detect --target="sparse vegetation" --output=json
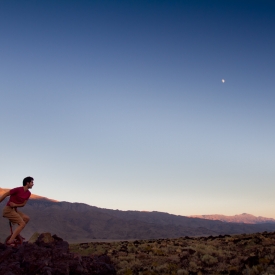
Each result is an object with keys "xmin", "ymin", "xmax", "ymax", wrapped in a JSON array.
[{"xmin": 69, "ymin": 231, "xmax": 275, "ymax": 274}]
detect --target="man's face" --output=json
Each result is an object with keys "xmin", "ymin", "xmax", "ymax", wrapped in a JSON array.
[{"xmin": 27, "ymin": 180, "xmax": 34, "ymax": 189}]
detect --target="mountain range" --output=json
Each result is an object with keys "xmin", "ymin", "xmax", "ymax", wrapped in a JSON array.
[
  {"xmin": 1, "ymin": 187, "xmax": 275, "ymax": 243},
  {"xmin": 190, "ymin": 213, "xmax": 275, "ymax": 224}
]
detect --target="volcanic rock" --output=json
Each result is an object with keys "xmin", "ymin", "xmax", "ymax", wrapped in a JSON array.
[{"xmin": 0, "ymin": 233, "xmax": 116, "ymax": 275}]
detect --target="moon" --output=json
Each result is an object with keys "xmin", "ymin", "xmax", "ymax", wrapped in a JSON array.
[{"xmin": 222, "ymin": 79, "xmax": 225, "ymax": 83}]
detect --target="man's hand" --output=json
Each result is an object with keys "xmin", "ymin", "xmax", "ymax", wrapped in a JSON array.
[
  {"xmin": 9, "ymin": 201, "xmax": 27, "ymax": 208},
  {"xmin": 9, "ymin": 202, "xmax": 16, "ymax": 208}
]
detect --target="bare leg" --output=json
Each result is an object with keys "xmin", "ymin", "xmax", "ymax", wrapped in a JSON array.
[
  {"xmin": 21, "ymin": 214, "xmax": 30, "ymax": 224},
  {"xmin": 19, "ymin": 214, "xmax": 30, "ymax": 240},
  {"xmin": 7, "ymin": 214, "xmax": 30, "ymax": 243},
  {"xmin": 7, "ymin": 221, "xmax": 26, "ymax": 243}
]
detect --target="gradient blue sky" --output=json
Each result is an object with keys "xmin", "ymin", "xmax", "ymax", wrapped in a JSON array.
[{"xmin": 1, "ymin": 0, "xmax": 274, "ymax": 218}]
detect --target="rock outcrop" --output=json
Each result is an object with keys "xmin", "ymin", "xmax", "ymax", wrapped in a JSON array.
[{"xmin": 0, "ymin": 233, "xmax": 116, "ymax": 275}]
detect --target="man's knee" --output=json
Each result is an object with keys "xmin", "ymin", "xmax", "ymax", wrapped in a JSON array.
[
  {"xmin": 23, "ymin": 216, "xmax": 30, "ymax": 223},
  {"xmin": 18, "ymin": 220, "xmax": 26, "ymax": 228}
]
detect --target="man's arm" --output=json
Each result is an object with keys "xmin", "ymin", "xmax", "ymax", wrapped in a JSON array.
[
  {"xmin": 0, "ymin": 191, "xmax": 10, "ymax": 203},
  {"xmin": 9, "ymin": 200, "xmax": 28, "ymax": 208}
]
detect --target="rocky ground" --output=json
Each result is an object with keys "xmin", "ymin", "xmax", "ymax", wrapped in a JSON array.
[
  {"xmin": 69, "ymin": 231, "xmax": 275, "ymax": 275},
  {"xmin": 0, "ymin": 233, "xmax": 116, "ymax": 275}
]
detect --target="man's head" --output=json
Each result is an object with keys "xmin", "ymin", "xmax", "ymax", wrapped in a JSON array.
[{"xmin": 23, "ymin": 176, "xmax": 34, "ymax": 189}]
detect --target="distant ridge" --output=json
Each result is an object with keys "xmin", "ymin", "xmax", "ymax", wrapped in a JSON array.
[
  {"xmin": 190, "ymin": 213, "xmax": 275, "ymax": 224},
  {"xmin": 1, "ymin": 187, "xmax": 275, "ymax": 243}
]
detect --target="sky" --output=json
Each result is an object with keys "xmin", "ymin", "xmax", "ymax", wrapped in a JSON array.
[{"xmin": 0, "ymin": 0, "xmax": 274, "ymax": 218}]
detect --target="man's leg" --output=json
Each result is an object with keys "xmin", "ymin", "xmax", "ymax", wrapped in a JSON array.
[
  {"xmin": 7, "ymin": 220, "xmax": 26, "ymax": 243},
  {"xmin": 17, "ymin": 211, "xmax": 30, "ymax": 240},
  {"xmin": 17, "ymin": 210, "xmax": 30, "ymax": 224},
  {"xmin": 3, "ymin": 206, "xmax": 26, "ymax": 244}
]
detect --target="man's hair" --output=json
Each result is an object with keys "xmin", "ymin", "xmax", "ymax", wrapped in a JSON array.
[{"xmin": 23, "ymin": 176, "xmax": 34, "ymax": 186}]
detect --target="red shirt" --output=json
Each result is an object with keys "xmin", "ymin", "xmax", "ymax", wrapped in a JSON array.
[{"xmin": 7, "ymin": 187, "xmax": 31, "ymax": 207}]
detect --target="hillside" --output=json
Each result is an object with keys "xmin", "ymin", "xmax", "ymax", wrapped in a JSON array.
[{"xmin": 1, "ymin": 187, "xmax": 275, "ymax": 243}]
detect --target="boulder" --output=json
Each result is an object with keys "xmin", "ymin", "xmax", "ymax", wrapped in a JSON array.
[
  {"xmin": 0, "ymin": 233, "xmax": 116, "ymax": 275},
  {"xmin": 28, "ymin": 232, "xmax": 40, "ymax": 243}
]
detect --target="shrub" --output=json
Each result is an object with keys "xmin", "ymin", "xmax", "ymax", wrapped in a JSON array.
[
  {"xmin": 124, "ymin": 269, "xmax": 133, "ymax": 275},
  {"xmin": 177, "ymin": 269, "xmax": 188, "ymax": 275},
  {"xmin": 155, "ymin": 263, "xmax": 168, "ymax": 273},
  {"xmin": 189, "ymin": 261, "xmax": 198, "ymax": 272},
  {"xmin": 153, "ymin": 249, "xmax": 165, "ymax": 256},
  {"xmin": 117, "ymin": 260, "xmax": 129, "ymax": 269},
  {"xmin": 201, "ymin": 254, "xmax": 218, "ymax": 266}
]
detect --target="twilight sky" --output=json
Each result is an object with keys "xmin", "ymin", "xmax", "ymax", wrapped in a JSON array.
[{"xmin": 1, "ymin": 0, "xmax": 274, "ymax": 218}]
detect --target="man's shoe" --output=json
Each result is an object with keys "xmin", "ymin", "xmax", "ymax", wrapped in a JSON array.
[{"xmin": 6, "ymin": 240, "xmax": 17, "ymax": 247}]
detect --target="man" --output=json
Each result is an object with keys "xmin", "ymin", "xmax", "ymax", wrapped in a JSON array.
[{"xmin": 0, "ymin": 176, "xmax": 34, "ymax": 246}]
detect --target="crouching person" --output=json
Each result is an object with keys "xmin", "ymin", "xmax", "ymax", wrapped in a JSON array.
[{"xmin": 0, "ymin": 177, "xmax": 34, "ymax": 246}]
